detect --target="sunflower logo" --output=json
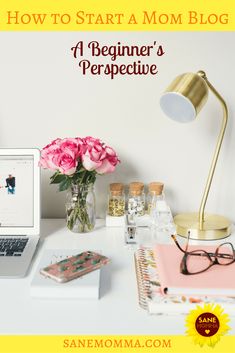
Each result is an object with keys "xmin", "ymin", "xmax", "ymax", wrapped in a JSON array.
[{"xmin": 185, "ymin": 303, "xmax": 230, "ymax": 347}]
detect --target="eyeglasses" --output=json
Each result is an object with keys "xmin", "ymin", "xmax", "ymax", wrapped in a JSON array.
[{"xmin": 171, "ymin": 232, "xmax": 235, "ymax": 275}]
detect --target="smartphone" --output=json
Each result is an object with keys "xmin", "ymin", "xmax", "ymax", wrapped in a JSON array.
[{"xmin": 40, "ymin": 251, "xmax": 110, "ymax": 283}]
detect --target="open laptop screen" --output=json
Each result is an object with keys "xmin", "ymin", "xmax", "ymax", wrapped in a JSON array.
[{"xmin": 0, "ymin": 155, "xmax": 34, "ymax": 227}]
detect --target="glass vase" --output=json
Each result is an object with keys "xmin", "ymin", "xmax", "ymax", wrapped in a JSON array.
[{"xmin": 66, "ymin": 182, "xmax": 96, "ymax": 233}]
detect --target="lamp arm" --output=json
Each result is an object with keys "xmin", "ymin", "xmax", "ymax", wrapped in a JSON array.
[{"xmin": 198, "ymin": 74, "xmax": 228, "ymax": 229}]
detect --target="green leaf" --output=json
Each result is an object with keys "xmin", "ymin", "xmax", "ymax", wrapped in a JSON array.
[
  {"xmin": 50, "ymin": 171, "xmax": 59, "ymax": 183},
  {"xmin": 50, "ymin": 173, "xmax": 66, "ymax": 184},
  {"xmin": 75, "ymin": 168, "xmax": 86, "ymax": 174},
  {"xmin": 72, "ymin": 172, "xmax": 85, "ymax": 184},
  {"xmin": 59, "ymin": 177, "xmax": 71, "ymax": 192}
]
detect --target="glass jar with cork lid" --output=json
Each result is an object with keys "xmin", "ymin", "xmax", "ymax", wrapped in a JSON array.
[
  {"xmin": 108, "ymin": 183, "xmax": 125, "ymax": 217},
  {"xmin": 147, "ymin": 182, "xmax": 164, "ymax": 214},
  {"xmin": 127, "ymin": 182, "xmax": 145, "ymax": 217}
]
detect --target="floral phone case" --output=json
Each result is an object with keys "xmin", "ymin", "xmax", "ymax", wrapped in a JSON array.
[{"xmin": 40, "ymin": 251, "xmax": 110, "ymax": 283}]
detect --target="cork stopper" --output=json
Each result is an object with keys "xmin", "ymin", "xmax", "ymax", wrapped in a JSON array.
[
  {"xmin": 110, "ymin": 183, "xmax": 124, "ymax": 196},
  {"xmin": 148, "ymin": 182, "xmax": 164, "ymax": 195},
  {"xmin": 129, "ymin": 182, "xmax": 144, "ymax": 196}
]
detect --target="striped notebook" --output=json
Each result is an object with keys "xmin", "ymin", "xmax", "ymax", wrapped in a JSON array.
[{"xmin": 134, "ymin": 246, "xmax": 235, "ymax": 315}]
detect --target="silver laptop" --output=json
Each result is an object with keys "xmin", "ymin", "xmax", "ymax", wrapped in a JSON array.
[{"xmin": 0, "ymin": 149, "xmax": 40, "ymax": 277}]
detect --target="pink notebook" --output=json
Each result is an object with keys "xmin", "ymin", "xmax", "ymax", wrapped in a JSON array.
[{"xmin": 154, "ymin": 244, "xmax": 235, "ymax": 296}]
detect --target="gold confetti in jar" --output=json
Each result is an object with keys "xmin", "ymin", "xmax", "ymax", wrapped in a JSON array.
[{"xmin": 108, "ymin": 183, "xmax": 125, "ymax": 217}]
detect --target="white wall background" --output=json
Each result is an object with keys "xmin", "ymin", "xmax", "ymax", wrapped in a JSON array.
[{"xmin": 0, "ymin": 31, "xmax": 234, "ymax": 220}]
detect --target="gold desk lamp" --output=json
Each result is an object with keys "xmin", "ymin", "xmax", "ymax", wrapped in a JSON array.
[{"xmin": 160, "ymin": 70, "xmax": 231, "ymax": 240}]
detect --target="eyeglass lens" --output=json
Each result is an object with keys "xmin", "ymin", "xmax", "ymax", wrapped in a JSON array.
[
  {"xmin": 216, "ymin": 243, "xmax": 234, "ymax": 265},
  {"xmin": 186, "ymin": 250, "xmax": 212, "ymax": 274}
]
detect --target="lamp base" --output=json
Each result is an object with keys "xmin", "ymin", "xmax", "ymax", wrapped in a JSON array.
[{"xmin": 174, "ymin": 212, "xmax": 231, "ymax": 240}]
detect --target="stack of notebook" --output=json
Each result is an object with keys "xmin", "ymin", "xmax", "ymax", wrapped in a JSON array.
[{"xmin": 134, "ymin": 245, "xmax": 235, "ymax": 315}]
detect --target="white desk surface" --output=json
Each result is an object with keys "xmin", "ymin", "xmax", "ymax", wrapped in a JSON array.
[{"xmin": 0, "ymin": 219, "xmax": 234, "ymax": 335}]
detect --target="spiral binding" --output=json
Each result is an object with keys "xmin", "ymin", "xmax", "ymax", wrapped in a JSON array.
[{"xmin": 134, "ymin": 248, "xmax": 152, "ymax": 310}]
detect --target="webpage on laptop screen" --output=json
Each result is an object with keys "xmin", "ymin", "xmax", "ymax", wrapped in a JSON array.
[{"xmin": 0, "ymin": 155, "xmax": 34, "ymax": 228}]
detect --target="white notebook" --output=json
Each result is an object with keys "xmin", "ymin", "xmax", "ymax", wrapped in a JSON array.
[{"xmin": 30, "ymin": 249, "xmax": 101, "ymax": 299}]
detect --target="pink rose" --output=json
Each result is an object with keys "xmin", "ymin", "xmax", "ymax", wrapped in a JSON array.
[
  {"xmin": 82, "ymin": 142, "xmax": 106, "ymax": 171},
  {"xmin": 39, "ymin": 138, "xmax": 78, "ymax": 175},
  {"xmin": 83, "ymin": 136, "xmax": 102, "ymax": 148},
  {"xmin": 39, "ymin": 141, "xmax": 62, "ymax": 170},
  {"xmin": 60, "ymin": 137, "xmax": 83, "ymax": 158},
  {"xmin": 96, "ymin": 146, "xmax": 120, "ymax": 174},
  {"xmin": 52, "ymin": 149, "xmax": 77, "ymax": 175},
  {"xmin": 43, "ymin": 138, "xmax": 62, "ymax": 149}
]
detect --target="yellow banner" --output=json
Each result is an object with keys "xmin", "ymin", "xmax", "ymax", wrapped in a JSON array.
[
  {"xmin": 0, "ymin": 335, "xmax": 235, "ymax": 353},
  {"xmin": 0, "ymin": 0, "xmax": 234, "ymax": 31}
]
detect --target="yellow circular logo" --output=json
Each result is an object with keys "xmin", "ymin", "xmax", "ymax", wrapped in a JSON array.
[{"xmin": 185, "ymin": 304, "xmax": 230, "ymax": 347}]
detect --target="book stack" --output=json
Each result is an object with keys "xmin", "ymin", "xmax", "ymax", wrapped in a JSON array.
[{"xmin": 134, "ymin": 245, "xmax": 235, "ymax": 315}]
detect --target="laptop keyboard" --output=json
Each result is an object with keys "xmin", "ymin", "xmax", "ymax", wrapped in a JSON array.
[{"xmin": 0, "ymin": 238, "xmax": 28, "ymax": 256}]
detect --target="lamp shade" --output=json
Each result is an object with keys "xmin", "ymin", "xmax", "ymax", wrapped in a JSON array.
[{"xmin": 160, "ymin": 72, "xmax": 209, "ymax": 123}]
